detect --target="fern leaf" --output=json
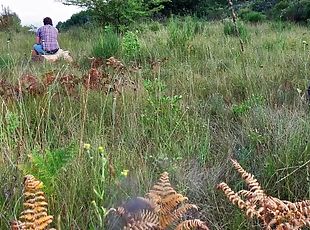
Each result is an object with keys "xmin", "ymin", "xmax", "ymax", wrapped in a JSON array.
[
  {"xmin": 175, "ymin": 219, "xmax": 209, "ymax": 230},
  {"xmin": 230, "ymin": 159, "xmax": 265, "ymax": 196},
  {"xmin": 124, "ymin": 210, "xmax": 160, "ymax": 230},
  {"xmin": 12, "ymin": 175, "xmax": 54, "ymax": 230}
]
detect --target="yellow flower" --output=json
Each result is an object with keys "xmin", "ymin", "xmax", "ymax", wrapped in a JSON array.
[
  {"xmin": 83, "ymin": 143, "xmax": 91, "ymax": 150},
  {"xmin": 98, "ymin": 146, "xmax": 104, "ymax": 153},
  {"xmin": 121, "ymin": 169, "xmax": 129, "ymax": 177}
]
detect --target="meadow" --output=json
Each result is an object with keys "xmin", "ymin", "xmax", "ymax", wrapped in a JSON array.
[{"xmin": 0, "ymin": 17, "xmax": 310, "ymax": 229}]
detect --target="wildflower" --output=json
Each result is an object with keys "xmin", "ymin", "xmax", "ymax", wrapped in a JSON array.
[
  {"xmin": 98, "ymin": 146, "xmax": 104, "ymax": 154},
  {"xmin": 297, "ymin": 88, "xmax": 302, "ymax": 95},
  {"xmin": 303, "ymin": 41, "xmax": 308, "ymax": 45},
  {"xmin": 83, "ymin": 143, "xmax": 91, "ymax": 150},
  {"xmin": 121, "ymin": 169, "xmax": 129, "ymax": 177}
]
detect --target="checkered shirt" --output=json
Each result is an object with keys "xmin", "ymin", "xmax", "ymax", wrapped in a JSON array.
[{"xmin": 36, "ymin": 25, "xmax": 59, "ymax": 51}]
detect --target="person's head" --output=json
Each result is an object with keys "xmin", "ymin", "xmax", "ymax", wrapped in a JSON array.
[{"xmin": 43, "ymin": 17, "xmax": 53, "ymax": 26}]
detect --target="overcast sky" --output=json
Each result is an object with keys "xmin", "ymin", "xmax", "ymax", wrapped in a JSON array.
[{"xmin": 0, "ymin": 0, "xmax": 82, "ymax": 27}]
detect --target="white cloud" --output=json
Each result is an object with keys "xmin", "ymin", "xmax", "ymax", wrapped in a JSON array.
[{"xmin": 0, "ymin": 0, "xmax": 82, "ymax": 27}]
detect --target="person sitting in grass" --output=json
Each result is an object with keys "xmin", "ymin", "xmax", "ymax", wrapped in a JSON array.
[{"xmin": 33, "ymin": 17, "xmax": 59, "ymax": 55}]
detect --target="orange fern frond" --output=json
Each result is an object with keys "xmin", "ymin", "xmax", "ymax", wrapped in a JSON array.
[
  {"xmin": 175, "ymin": 219, "xmax": 209, "ymax": 230},
  {"xmin": 146, "ymin": 172, "xmax": 206, "ymax": 229},
  {"xmin": 231, "ymin": 159, "xmax": 265, "ymax": 196},
  {"xmin": 11, "ymin": 175, "xmax": 54, "ymax": 230},
  {"xmin": 109, "ymin": 172, "xmax": 208, "ymax": 230},
  {"xmin": 124, "ymin": 210, "xmax": 160, "ymax": 230},
  {"xmin": 219, "ymin": 159, "xmax": 310, "ymax": 229}
]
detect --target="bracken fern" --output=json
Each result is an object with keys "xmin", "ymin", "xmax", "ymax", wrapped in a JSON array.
[{"xmin": 218, "ymin": 159, "xmax": 310, "ymax": 229}]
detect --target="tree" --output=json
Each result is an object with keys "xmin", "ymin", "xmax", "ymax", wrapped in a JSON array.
[
  {"xmin": 160, "ymin": 0, "xmax": 228, "ymax": 17},
  {"xmin": 56, "ymin": 10, "xmax": 94, "ymax": 31},
  {"xmin": 0, "ymin": 5, "xmax": 22, "ymax": 31},
  {"xmin": 58, "ymin": 0, "xmax": 169, "ymax": 25}
]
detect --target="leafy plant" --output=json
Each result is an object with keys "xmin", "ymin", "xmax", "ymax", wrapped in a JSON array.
[
  {"xmin": 239, "ymin": 8, "xmax": 266, "ymax": 23},
  {"xmin": 141, "ymin": 79, "xmax": 184, "ymax": 140},
  {"xmin": 232, "ymin": 95, "xmax": 265, "ymax": 116},
  {"xmin": 121, "ymin": 31, "xmax": 140, "ymax": 59},
  {"xmin": 90, "ymin": 146, "xmax": 108, "ymax": 229},
  {"xmin": 19, "ymin": 145, "xmax": 77, "ymax": 194},
  {"xmin": 167, "ymin": 16, "xmax": 199, "ymax": 53}
]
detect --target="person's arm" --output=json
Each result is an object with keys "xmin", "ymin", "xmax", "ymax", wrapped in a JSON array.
[
  {"xmin": 35, "ymin": 28, "xmax": 41, "ymax": 44},
  {"xmin": 35, "ymin": 36, "xmax": 40, "ymax": 44}
]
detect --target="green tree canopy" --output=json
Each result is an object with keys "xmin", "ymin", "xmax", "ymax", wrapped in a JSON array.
[{"xmin": 58, "ymin": 0, "xmax": 169, "ymax": 25}]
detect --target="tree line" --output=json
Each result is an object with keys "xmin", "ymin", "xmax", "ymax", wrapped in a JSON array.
[{"xmin": 56, "ymin": 0, "xmax": 310, "ymax": 30}]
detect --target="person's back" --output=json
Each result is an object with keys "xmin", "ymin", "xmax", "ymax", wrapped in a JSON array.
[
  {"xmin": 36, "ymin": 24, "xmax": 59, "ymax": 52},
  {"xmin": 33, "ymin": 17, "xmax": 59, "ymax": 55}
]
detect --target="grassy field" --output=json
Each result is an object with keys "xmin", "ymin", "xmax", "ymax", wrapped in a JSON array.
[{"xmin": 0, "ymin": 18, "xmax": 310, "ymax": 229}]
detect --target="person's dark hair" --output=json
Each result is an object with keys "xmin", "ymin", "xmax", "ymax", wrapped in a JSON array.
[{"xmin": 43, "ymin": 17, "xmax": 53, "ymax": 26}]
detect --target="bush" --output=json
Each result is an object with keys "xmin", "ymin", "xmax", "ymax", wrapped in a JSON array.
[
  {"xmin": 167, "ymin": 16, "xmax": 201, "ymax": 52},
  {"xmin": 121, "ymin": 31, "xmax": 140, "ymax": 59},
  {"xmin": 223, "ymin": 19, "xmax": 249, "ymax": 41},
  {"xmin": 92, "ymin": 26, "xmax": 120, "ymax": 58},
  {"xmin": 281, "ymin": 0, "xmax": 310, "ymax": 22},
  {"xmin": 239, "ymin": 8, "xmax": 266, "ymax": 23}
]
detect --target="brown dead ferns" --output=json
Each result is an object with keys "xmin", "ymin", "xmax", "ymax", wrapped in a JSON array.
[
  {"xmin": 10, "ymin": 175, "xmax": 55, "ymax": 230},
  {"xmin": 0, "ymin": 57, "xmax": 138, "ymax": 102},
  {"xmin": 218, "ymin": 159, "xmax": 310, "ymax": 229},
  {"xmin": 107, "ymin": 172, "xmax": 209, "ymax": 230}
]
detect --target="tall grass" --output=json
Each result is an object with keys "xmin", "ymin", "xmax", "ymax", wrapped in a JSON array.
[{"xmin": 0, "ymin": 19, "xmax": 310, "ymax": 229}]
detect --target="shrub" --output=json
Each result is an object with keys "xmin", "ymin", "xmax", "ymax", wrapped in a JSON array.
[
  {"xmin": 121, "ymin": 31, "xmax": 140, "ymax": 59},
  {"xmin": 92, "ymin": 26, "xmax": 120, "ymax": 58},
  {"xmin": 167, "ymin": 16, "xmax": 200, "ymax": 53},
  {"xmin": 223, "ymin": 19, "xmax": 249, "ymax": 41},
  {"xmin": 281, "ymin": 0, "xmax": 310, "ymax": 22},
  {"xmin": 239, "ymin": 8, "xmax": 266, "ymax": 23}
]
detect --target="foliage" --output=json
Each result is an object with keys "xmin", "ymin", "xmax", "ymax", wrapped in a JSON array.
[
  {"xmin": 0, "ymin": 6, "xmax": 21, "ymax": 32},
  {"xmin": 60, "ymin": 0, "xmax": 169, "ymax": 26},
  {"xmin": 20, "ymin": 145, "xmax": 77, "ymax": 194},
  {"xmin": 237, "ymin": 0, "xmax": 310, "ymax": 23},
  {"xmin": 160, "ymin": 0, "xmax": 228, "ymax": 17},
  {"xmin": 232, "ymin": 95, "xmax": 265, "ymax": 116},
  {"xmin": 239, "ymin": 8, "xmax": 266, "ymax": 23},
  {"xmin": 141, "ymin": 78, "xmax": 184, "ymax": 140},
  {"xmin": 280, "ymin": 0, "xmax": 310, "ymax": 22},
  {"xmin": 223, "ymin": 19, "xmax": 249, "ymax": 41},
  {"xmin": 167, "ymin": 16, "xmax": 200, "ymax": 53},
  {"xmin": 121, "ymin": 31, "xmax": 141, "ymax": 59},
  {"xmin": 56, "ymin": 10, "xmax": 95, "ymax": 31},
  {"xmin": 91, "ymin": 26, "xmax": 121, "ymax": 58}
]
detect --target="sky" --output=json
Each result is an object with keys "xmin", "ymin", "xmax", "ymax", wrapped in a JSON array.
[{"xmin": 0, "ymin": 0, "xmax": 82, "ymax": 27}]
